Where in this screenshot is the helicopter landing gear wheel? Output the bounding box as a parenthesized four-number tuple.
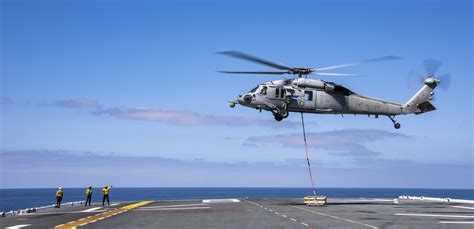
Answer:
(388, 115, 401, 129)
(274, 113, 283, 121)
(279, 109, 289, 118)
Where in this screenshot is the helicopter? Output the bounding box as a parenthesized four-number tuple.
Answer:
(218, 51, 450, 129)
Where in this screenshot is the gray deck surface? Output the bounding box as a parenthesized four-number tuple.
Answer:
(1, 198, 473, 228)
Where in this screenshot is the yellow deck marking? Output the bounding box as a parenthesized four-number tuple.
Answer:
(55, 201, 153, 229)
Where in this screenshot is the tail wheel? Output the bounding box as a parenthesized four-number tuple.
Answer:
(388, 115, 401, 129)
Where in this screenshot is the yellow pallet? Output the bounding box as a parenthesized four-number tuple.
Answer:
(304, 196, 327, 206)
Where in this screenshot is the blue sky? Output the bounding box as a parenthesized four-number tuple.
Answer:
(1, 0, 472, 188)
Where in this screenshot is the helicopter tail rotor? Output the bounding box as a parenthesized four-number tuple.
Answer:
(407, 70, 425, 90)
(423, 59, 443, 76)
(437, 73, 451, 92)
(408, 59, 451, 92)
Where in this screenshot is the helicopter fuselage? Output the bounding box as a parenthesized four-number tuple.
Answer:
(219, 51, 442, 129)
(230, 78, 439, 129)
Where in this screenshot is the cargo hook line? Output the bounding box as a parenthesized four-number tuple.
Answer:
(301, 112, 317, 196)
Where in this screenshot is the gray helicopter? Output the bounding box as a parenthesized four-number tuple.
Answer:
(218, 51, 450, 129)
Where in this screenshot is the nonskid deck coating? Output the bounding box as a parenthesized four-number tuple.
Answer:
(1, 198, 473, 228)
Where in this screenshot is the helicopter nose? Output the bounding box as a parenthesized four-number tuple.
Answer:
(238, 94, 253, 104)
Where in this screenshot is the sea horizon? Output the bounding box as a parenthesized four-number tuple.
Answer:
(1, 187, 473, 213)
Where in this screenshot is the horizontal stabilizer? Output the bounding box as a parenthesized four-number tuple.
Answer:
(415, 101, 436, 114)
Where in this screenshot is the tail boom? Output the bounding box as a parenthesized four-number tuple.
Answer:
(403, 78, 440, 114)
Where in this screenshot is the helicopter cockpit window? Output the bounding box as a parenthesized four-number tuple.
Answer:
(260, 86, 267, 95)
(304, 91, 313, 101)
(249, 86, 259, 93)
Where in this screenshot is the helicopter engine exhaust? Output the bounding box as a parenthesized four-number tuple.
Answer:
(292, 78, 325, 89)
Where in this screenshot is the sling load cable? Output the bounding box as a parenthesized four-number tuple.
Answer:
(301, 112, 317, 196)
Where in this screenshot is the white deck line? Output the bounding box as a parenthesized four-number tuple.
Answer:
(5, 224, 31, 229)
(451, 206, 474, 210)
(439, 221, 474, 224)
(299, 207, 377, 229)
(202, 199, 240, 203)
(395, 213, 474, 218)
(25, 210, 106, 216)
(267, 199, 378, 229)
(81, 207, 102, 212)
(398, 196, 474, 204)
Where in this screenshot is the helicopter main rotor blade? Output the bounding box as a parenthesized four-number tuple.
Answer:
(218, 71, 287, 75)
(217, 51, 293, 70)
(314, 55, 402, 71)
(313, 72, 363, 76)
(423, 59, 442, 76)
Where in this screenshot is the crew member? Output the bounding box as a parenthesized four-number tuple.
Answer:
(55, 187, 63, 208)
(85, 186, 93, 206)
(102, 185, 112, 206)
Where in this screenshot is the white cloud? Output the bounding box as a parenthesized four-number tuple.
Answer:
(95, 107, 296, 128)
(0, 96, 13, 105)
(54, 98, 101, 108)
(245, 129, 408, 157)
(1, 150, 471, 189)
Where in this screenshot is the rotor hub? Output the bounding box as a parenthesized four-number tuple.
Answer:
(288, 68, 313, 75)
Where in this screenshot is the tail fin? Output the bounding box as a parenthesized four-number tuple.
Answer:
(403, 78, 440, 114)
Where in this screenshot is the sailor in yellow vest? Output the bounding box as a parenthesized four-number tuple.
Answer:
(102, 185, 112, 206)
(85, 186, 93, 206)
(55, 187, 63, 208)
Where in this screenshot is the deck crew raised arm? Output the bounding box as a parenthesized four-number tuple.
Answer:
(102, 185, 112, 206)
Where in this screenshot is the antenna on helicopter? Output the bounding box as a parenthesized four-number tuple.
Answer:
(217, 51, 401, 78)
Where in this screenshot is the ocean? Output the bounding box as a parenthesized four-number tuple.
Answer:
(1, 187, 472, 213)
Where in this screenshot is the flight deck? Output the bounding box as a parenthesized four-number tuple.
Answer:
(1, 198, 473, 228)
